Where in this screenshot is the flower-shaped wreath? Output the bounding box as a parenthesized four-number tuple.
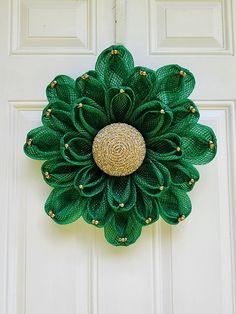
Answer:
(24, 45, 217, 246)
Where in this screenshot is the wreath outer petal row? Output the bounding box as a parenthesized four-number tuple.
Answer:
(24, 45, 217, 247)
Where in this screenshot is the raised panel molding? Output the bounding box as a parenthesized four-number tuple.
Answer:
(149, 0, 233, 55)
(152, 101, 236, 314)
(5, 100, 236, 313)
(5, 101, 98, 314)
(169, 102, 235, 314)
(10, 0, 96, 55)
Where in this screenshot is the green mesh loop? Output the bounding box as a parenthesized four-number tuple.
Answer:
(133, 158, 171, 197)
(154, 65, 195, 104)
(181, 123, 217, 165)
(60, 132, 93, 166)
(159, 187, 192, 224)
(41, 159, 78, 188)
(45, 188, 82, 224)
(24, 45, 217, 247)
(147, 133, 183, 161)
(24, 126, 61, 160)
(46, 75, 77, 104)
(105, 87, 135, 120)
(168, 99, 199, 133)
(104, 213, 142, 246)
(81, 188, 113, 228)
(42, 100, 75, 134)
(95, 45, 134, 87)
(134, 188, 160, 226)
(131, 100, 173, 138)
(107, 176, 137, 212)
(74, 165, 107, 197)
(110, 92, 133, 122)
(163, 160, 199, 192)
(75, 70, 105, 107)
(71, 97, 109, 137)
(124, 66, 157, 105)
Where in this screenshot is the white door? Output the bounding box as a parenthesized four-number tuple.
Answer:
(1, 1, 235, 314)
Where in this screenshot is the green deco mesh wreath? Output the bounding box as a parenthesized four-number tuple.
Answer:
(24, 45, 217, 246)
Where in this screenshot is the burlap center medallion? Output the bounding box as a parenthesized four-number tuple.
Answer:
(92, 123, 146, 176)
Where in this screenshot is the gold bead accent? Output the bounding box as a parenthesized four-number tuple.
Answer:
(27, 138, 33, 146)
(209, 140, 215, 150)
(188, 178, 195, 185)
(160, 109, 165, 114)
(79, 184, 84, 190)
(44, 171, 51, 179)
(118, 237, 128, 243)
(82, 73, 89, 80)
(45, 109, 52, 117)
(145, 217, 152, 224)
(189, 106, 196, 113)
(159, 186, 164, 191)
(176, 147, 181, 152)
(48, 210, 55, 218)
(119, 203, 125, 208)
(92, 123, 146, 176)
(179, 71, 187, 77)
(50, 80, 57, 88)
(64, 143, 69, 149)
(111, 49, 119, 55)
(120, 89, 125, 93)
(178, 215, 186, 222)
(92, 219, 99, 225)
(139, 70, 148, 77)
(78, 103, 83, 108)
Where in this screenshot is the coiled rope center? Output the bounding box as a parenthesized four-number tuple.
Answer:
(92, 123, 146, 176)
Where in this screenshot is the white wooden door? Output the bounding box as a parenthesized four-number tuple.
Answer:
(1, 0, 236, 314)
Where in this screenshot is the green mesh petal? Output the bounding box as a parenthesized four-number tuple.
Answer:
(133, 188, 160, 226)
(42, 100, 76, 134)
(95, 45, 134, 87)
(75, 70, 105, 107)
(71, 97, 109, 137)
(124, 66, 157, 105)
(107, 176, 136, 212)
(105, 87, 135, 122)
(41, 159, 78, 188)
(24, 126, 61, 160)
(169, 99, 199, 133)
(74, 164, 107, 197)
(60, 132, 93, 166)
(163, 160, 199, 192)
(81, 188, 113, 228)
(46, 75, 77, 104)
(131, 100, 173, 138)
(181, 123, 217, 165)
(159, 187, 192, 224)
(104, 213, 142, 246)
(147, 134, 183, 161)
(45, 188, 82, 224)
(133, 158, 171, 197)
(154, 65, 195, 104)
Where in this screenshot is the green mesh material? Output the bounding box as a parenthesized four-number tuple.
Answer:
(24, 45, 217, 247)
